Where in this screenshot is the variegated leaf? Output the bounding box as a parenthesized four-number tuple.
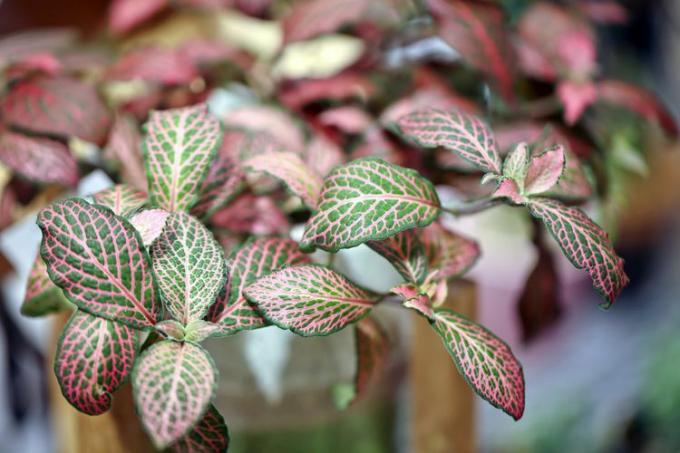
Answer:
(143, 104, 222, 212)
(421, 223, 480, 280)
(129, 209, 170, 246)
(209, 193, 290, 236)
(91, 184, 147, 217)
(208, 237, 310, 335)
(391, 282, 434, 319)
(301, 157, 440, 252)
(103, 114, 147, 191)
(151, 212, 225, 324)
(170, 404, 229, 453)
(527, 198, 628, 306)
(244, 264, 378, 336)
(244, 152, 323, 209)
(0, 76, 111, 145)
(396, 108, 501, 174)
(21, 253, 70, 317)
(133, 340, 217, 449)
(37, 198, 158, 329)
(156, 319, 186, 341)
(222, 106, 304, 152)
(184, 320, 221, 343)
(55, 310, 138, 415)
(524, 145, 565, 196)
(432, 309, 524, 419)
(0, 132, 78, 187)
(282, 0, 369, 44)
(303, 135, 345, 177)
(502, 143, 530, 189)
(105, 46, 198, 86)
(367, 229, 428, 284)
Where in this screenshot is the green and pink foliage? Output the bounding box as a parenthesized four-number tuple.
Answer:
(222, 106, 304, 152)
(21, 253, 69, 317)
(37, 199, 158, 329)
(395, 108, 501, 174)
(92, 184, 147, 217)
(143, 104, 222, 213)
(207, 237, 310, 335)
(0, 132, 78, 187)
(55, 310, 138, 415)
(171, 404, 229, 453)
(391, 283, 434, 319)
(421, 222, 480, 280)
(432, 309, 525, 420)
(151, 212, 225, 324)
(301, 157, 440, 252)
(244, 264, 379, 336)
(133, 340, 217, 448)
(367, 229, 428, 284)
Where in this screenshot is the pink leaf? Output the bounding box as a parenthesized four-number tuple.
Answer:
(528, 197, 629, 306)
(319, 106, 373, 135)
(421, 222, 480, 280)
(396, 108, 501, 173)
(303, 135, 345, 176)
(105, 46, 199, 86)
(0, 76, 111, 145)
(133, 340, 217, 448)
(282, 0, 370, 44)
(91, 184, 147, 217)
(428, 0, 515, 102)
(597, 80, 678, 136)
(4, 52, 62, 78)
(208, 237, 310, 335)
(524, 145, 566, 196)
(170, 404, 229, 453)
(209, 193, 289, 235)
(492, 178, 524, 205)
(300, 157, 440, 252)
(243, 264, 378, 336)
(55, 310, 138, 415)
(21, 253, 69, 317)
(348, 317, 389, 406)
(576, 0, 629, 24)
(279, 72, 374, 110)
(0, 29, 75, 62)
(129, 209, 170, 246)
(108, 0, 169, 35)
(391, 282, 434, 319)
(103, 115, 147, 191)
(243, 152, 323, 209)
(367, 229, 428, 284)
(432, 309, 525, 420)
(222, 106, 304, 152)
(557, 81, 597, 125)
(0, 132, 78, 187)
(37, 199, 158, 329)
(143, 104, 222, 212)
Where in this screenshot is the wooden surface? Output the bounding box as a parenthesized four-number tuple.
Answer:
(410, 280, 476, 453)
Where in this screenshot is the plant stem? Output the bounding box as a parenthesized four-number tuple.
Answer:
(441, 198, 502, 216)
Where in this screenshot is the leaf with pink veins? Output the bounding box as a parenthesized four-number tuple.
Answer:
(55, 310, 138, 415)
(501, 142, 530, 189)
(432, 309, 525, 420)
(133, 340, 217, 449)
(143, 104, 222, 213)
(151, 212, 225, 324)
(170, 404, 229, 453)
(300, 157, 440, 252)
(421, 223, 481, 280)
(103, 114, 147, 191)
(129, 209, 170, 246)
(524, 145, 566, 196)
(207, 237, 310, 335)
(391, 282, 434, 320)
(37, 198, 158, 329)
(222, 105, 304, 152)
(0, 132, 78, 187)
(367, 229, 428, 284)
(92, 184, 147, 217)
(396, 108, 501, 174)
(243, 152, 323, 209)
(21, 253, 70, 317)
(244, 264, 379, 336)
(528, 198, 628, 306)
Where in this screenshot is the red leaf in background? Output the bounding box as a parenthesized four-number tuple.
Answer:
(514, 37, 558, 81)
(222, 106, 305, 151)
(0, 132, 78, 187)
(105, 47, 199, 86)
(282, 0, 370, 44)
(576, 0, 629, 24)
(518, 3, 596, 79)
(5, 52, 62, 79)
(0, 76, 111, 145)
(103, 115, 147, 192)
(597, 80, 678, 137)
(428, 0, 515, 102)
(278, 72, 374, 110)
(557, 80, 597, 125)
(235, 0, 273, 16)
(209, 193, 289, 235)
(108, 0, 169, 35)
(319, 106, 373, 135)
(494, 121, 592, 158)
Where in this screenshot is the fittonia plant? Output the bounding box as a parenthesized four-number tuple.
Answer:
(22, 100, 631, 451)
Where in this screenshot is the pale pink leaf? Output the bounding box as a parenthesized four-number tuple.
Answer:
(432, 309, 525, 420)
(129, 209, 170, 246)
(282, 0, 370, 44)
(528, 197, 629, 306)
(244, 264, 378, 336)
(108, 0, 168, 35)
(524, 145, 566, 196)
(303, 135, 345, 176)
(279, 72, 374, 109)
(557, 81, 597, 125)
(103, 115, 147, 191)
(396, 108, 501, 173)
(492, 178, 524, 205)
(391, 282, 434, 319)
(319, 106, 373, 135)
(222, 106, 304, 151)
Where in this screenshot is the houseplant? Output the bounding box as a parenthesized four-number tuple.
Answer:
(2, 0, 674, 451)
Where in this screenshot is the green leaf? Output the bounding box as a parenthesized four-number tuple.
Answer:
(301, 157, 440, 252)
(133, 340, 218, 449)
(184, 320, 221, 343)
(21, 253, 71, 317)
(143, 103, 222, 212)
(502, 143, 530, 189)
(37, 199, 158, 329)
(244, 264, 379, 336)
(91, 184, 147, 217)
(150, 212, 225, 324)
(432, 309, 525, 420)
(55, 310, 138, 415)
(156, 319, 186, 341)
(367, 229, 428, 284)
(170, 404, 229, 453)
